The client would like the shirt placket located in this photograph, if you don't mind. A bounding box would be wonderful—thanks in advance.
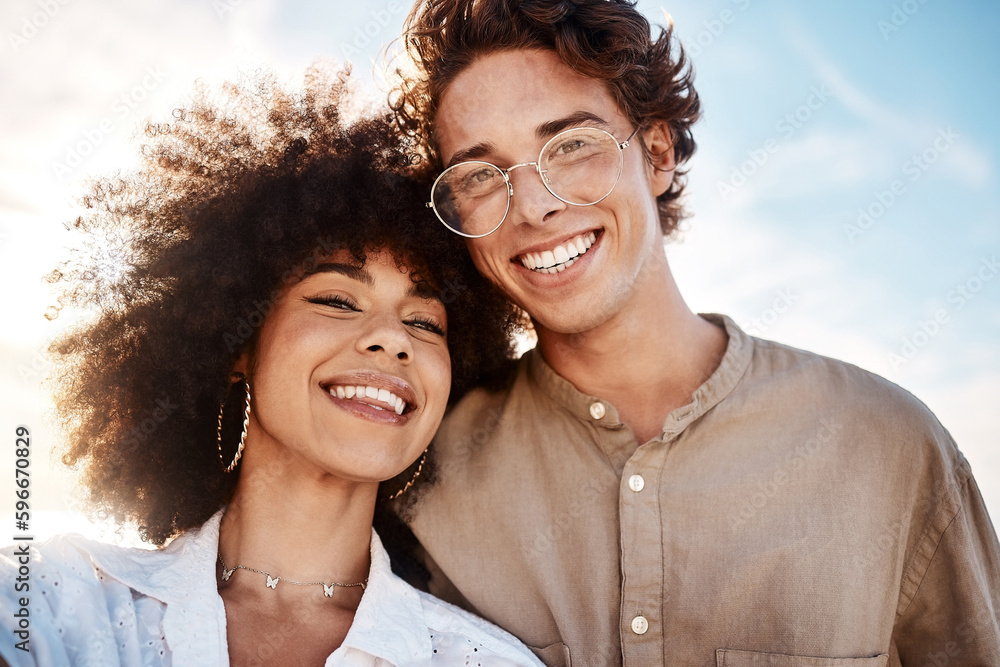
[618,435,667,666]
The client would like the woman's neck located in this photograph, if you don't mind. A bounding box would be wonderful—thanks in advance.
[217,445,376,606]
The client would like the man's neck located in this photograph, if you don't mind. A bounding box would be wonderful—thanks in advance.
[536,251,727,444]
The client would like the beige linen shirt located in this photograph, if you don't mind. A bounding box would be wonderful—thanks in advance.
[405,315,1000,667]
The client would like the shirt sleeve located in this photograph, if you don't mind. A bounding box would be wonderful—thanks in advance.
[891,468,1000,662]
[0,537,169,667]
[0,544,74,667]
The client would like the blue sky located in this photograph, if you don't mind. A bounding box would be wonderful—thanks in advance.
[1,0,997,542]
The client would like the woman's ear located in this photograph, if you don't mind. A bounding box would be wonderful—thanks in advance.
[642,120,676,198]
[231,351,250,379]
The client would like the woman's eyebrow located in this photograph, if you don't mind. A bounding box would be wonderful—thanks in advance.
[303,263,439,302]
[303,262,374,287]
[409,280,443,301]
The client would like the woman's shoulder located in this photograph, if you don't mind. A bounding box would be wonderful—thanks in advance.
[1,532,119,593]
[0,524,200,595]
[0,518,223,667]
[0,535,172,666]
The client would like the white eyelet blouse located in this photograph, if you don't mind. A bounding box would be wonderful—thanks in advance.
[0,511,543,666]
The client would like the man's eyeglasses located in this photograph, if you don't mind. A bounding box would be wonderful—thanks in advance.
[427,126,639,238]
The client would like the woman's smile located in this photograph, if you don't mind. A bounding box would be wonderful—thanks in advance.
[322,371,418,423]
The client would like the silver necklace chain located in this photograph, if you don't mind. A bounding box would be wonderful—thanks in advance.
[217,553,368,598]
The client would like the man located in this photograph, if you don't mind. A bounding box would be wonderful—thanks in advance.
[391,1,1000,664]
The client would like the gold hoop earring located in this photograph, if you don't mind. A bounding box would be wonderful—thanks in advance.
[382,449,427,501]
[217,372,251,473]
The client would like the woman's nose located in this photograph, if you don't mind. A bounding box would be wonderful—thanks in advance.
[356,314,413,363]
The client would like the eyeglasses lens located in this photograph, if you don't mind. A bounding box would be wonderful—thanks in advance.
[431,161,508,237]
[540,128,621,206]
[431,128,624,237]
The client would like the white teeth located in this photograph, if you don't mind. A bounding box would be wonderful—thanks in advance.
[519,232,597,273]
[329,385,408,415]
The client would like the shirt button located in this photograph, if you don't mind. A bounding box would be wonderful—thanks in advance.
[630,615,649,635]
[589,402,606,420]
[628,474,645,492]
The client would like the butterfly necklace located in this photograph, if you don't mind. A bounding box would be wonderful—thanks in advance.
[217,553,368,598]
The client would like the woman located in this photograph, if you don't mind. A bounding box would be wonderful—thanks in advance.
[0,65,540,666]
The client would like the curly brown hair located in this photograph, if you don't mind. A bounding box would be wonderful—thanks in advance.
[390,0,701,236]
[48,63,520,548]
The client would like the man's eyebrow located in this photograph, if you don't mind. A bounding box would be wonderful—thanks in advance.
[303,262,374,287]
[444,112,611,167]
[447,141,497,168]
[536,111,611,139]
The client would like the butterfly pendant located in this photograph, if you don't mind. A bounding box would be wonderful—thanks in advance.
[266,575,280,589]
[323,583,335,598]
[221,567,236,582]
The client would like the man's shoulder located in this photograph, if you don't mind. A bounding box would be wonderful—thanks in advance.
[746,334,939,420]
[434,353,535,455]
[736,334,963,473]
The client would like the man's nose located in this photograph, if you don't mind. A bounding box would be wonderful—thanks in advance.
[506,163,566,227]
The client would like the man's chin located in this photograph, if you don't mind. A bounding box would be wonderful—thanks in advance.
[530,305,618,341]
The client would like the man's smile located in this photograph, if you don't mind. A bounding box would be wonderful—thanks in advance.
[516,230,599,274]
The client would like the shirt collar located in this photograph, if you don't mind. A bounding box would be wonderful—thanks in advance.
[79,512,435,666]
[78,510,223,603]
[527,313,754,440]
[335,529,433,664]
[74,511,228,666]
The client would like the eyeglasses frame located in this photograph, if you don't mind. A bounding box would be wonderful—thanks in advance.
[426,126,640,239]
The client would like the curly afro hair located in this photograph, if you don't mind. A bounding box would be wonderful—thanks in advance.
[48,63,521,547]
